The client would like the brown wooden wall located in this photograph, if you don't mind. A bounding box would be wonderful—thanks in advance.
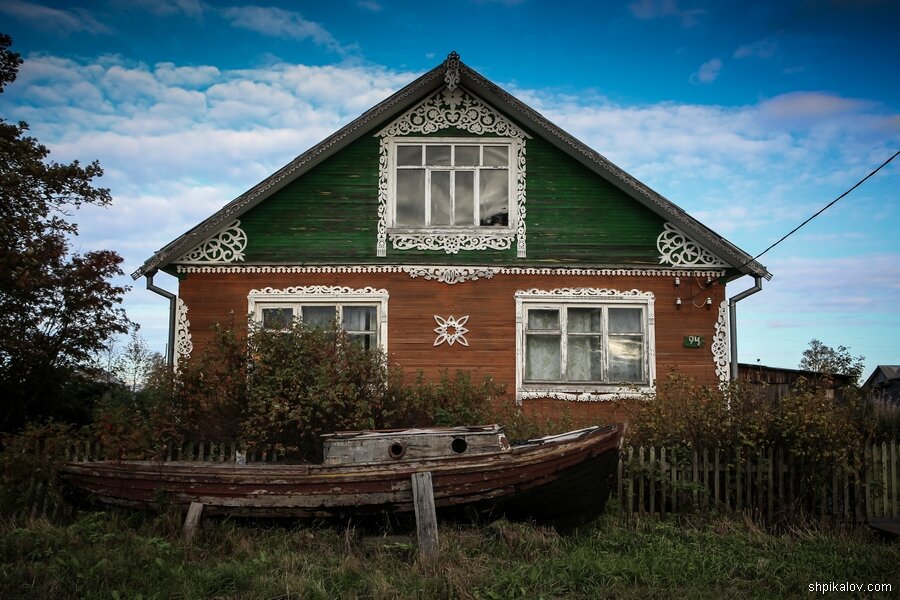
[178,271,726,426]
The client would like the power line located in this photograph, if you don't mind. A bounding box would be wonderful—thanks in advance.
[745,150,899,267]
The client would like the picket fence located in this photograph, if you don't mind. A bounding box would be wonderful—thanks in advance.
[616,441,899,523]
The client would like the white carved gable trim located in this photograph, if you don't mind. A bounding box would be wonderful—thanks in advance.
[174,297,193,367]
[178,220,248,264]
[376,87,528,258]
[712,300,731,384]
[657,223,728,268]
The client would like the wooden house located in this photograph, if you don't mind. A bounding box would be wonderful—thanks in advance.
[133,53,771,424]
[863,365,900,405]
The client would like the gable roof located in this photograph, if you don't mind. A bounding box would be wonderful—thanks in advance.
[863,365,900,388]
[132,52,771,281]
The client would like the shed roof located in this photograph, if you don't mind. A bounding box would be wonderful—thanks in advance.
[133,53,771,281]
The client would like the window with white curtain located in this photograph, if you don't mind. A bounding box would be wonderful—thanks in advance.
[515,289,656,401]
[248,287,389,351]
[390,138,514,230]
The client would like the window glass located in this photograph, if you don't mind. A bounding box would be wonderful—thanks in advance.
[396,169,425,226]
[455,171,475,225]
[425,145,451,166]
[342,306,376,332]
[527,309,559,330]
[483,145,508,166]
[455,145,479,166]
[567,308,602,333]
[525,335,561,380]
[479,170,509,226]
[430,171,451,226]
[397,145,422,166]
[609,308,643,333]
[302,305,336,327]
[261,307,293,330]
[609,336,643,382]
[568,335,602,381]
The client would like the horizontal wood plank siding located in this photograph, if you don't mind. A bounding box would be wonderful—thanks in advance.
[232,128,666,266]
[179,271,723,425]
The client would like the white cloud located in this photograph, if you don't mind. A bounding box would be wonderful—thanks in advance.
[357,0,383,11]
[123,0,204,18]
[218,5,347,53]
[690,58,722,84]
[627,0,704,27]
[2,52,897,364]
[734,38,778,60]
[0,0,112,34]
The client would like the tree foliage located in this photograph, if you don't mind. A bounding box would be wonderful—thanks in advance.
[0,34,130,431]
[798,338,865,384]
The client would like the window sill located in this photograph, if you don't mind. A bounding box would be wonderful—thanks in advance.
[387,228,516,254]
[516,385,654,403]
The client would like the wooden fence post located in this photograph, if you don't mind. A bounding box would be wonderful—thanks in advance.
[182,502,204,543]
[411,472,438,564]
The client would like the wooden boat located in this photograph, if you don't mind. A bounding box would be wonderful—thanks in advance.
[60,424,622,526]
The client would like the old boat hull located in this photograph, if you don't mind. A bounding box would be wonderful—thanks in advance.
[61,425,621,525]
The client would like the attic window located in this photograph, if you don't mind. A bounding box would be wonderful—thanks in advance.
[393,140,513,228]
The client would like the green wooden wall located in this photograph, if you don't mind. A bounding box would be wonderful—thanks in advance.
[236,122,666,266]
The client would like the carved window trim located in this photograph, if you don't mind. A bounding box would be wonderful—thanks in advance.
[376,87,528,257]
[247,286,389,350]
[514,288,656,403]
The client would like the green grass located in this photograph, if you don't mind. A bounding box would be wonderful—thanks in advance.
[1,509,898,599]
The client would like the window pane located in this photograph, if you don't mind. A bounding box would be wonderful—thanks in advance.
[455,145,479,166]
[525,335,561,380]
[343,306,376,332]
[609,308,643,333]
[397,145,422,166]
[483,145,508,166]
[479,169,508,226]
[609,336,643,382]
[425,145,451,166]
[302,305,336,327]
[455,171,474,225]
[568,335,602,381]
[431,171,451,226]
[396,169,425,226]
[349,333,377,351]
[261,307,293,330]
[527,309,559,330]
[568,308,602,333]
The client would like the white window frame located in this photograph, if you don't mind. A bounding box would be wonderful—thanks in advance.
[247,286,389,351]
[514,289,656,403]
[386,137,518,234]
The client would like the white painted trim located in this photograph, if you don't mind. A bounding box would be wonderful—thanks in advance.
[247,286,389,351]
[658,222,728,268]
[178,220,247,264]
[376,86,528,257]
[177,264,726,281]
[174,297,193,367]
[713,300,731,385]
[513,288,656,404]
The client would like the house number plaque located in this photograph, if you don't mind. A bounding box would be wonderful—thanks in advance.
[683,336,704,348]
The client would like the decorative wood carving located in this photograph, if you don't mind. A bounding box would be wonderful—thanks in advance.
[657,223,728,268]
[179,220,248,263]
[433,315,470,347]
[175,297,193,366]
[713,300,730,384]
[377,86,527,257]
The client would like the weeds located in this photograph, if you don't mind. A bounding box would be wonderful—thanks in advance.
[1,510,897,599]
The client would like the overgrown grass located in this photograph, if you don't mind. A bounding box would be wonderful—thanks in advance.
[2,509,898,599]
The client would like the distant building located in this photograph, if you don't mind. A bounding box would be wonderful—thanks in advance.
[862,365,900,405]
[737,363,854,401]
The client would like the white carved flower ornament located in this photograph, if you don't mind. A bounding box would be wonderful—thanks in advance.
[433,315,470,347]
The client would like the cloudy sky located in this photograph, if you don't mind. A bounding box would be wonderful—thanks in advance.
[1,0,898,377]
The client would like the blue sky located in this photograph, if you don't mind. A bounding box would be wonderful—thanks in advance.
[1,0,898,378]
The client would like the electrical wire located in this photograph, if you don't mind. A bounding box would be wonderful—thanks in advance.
[742,150,899,268]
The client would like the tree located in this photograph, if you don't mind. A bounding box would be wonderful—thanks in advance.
[799,339,865,385]
[0,34,130,431]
